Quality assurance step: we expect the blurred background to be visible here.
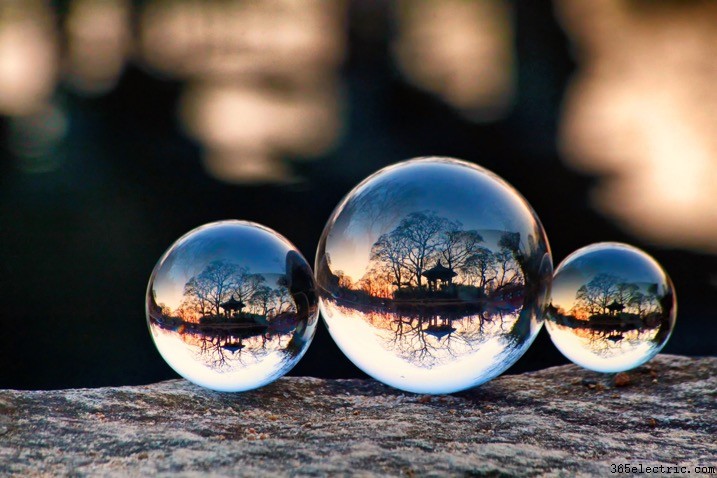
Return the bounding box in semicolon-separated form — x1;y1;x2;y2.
0;0;715;389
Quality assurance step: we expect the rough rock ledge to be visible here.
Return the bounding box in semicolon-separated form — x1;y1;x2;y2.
0;355;715;477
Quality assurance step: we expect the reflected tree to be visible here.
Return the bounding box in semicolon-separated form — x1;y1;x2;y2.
335;305;523;369
572;273;660;320
462;246;497;289
234;272;263;304
629;290;656;317
181;260;240;317
438;227;483;272
494;248;520;288
575;273;620;316
356;210;526;300
552;272;669;349
371;231;411;289
395;211;453;288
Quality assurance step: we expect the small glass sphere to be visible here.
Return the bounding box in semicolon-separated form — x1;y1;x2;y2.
146;221;318;392
316;157;553;394
546;242;676;373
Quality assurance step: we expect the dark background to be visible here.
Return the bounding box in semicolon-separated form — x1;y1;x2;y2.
1;0;715;390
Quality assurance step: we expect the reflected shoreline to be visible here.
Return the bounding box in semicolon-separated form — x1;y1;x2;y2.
546;244;676;370
314;159;552;391
320;294;527;367
317;286;523;319
146;222;319;388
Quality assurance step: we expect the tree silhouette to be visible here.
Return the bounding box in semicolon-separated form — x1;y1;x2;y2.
575;273;620;316
370;231;410;289
394;211;452;288
440;228;484;272
355;210;526;298
498;231;521;260
269;287;294;315
182;260;240;317
250;284;273;316
615;282;639;309
462;246;497;289
358;263;394;298
177;260;299;322
493;248;520;287
628;290;655;316
233;272;266;307
333;270;354;290
573;273;662;320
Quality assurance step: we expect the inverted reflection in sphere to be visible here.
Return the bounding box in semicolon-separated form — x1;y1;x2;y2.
316;157;553;394
146;221;318;392
546;243;676;373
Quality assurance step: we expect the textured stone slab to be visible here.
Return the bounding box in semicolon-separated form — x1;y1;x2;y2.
0;355;715;477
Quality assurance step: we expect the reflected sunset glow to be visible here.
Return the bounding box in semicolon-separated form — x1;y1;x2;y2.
546;243;676;373
147;221;319;392
316;158;553;394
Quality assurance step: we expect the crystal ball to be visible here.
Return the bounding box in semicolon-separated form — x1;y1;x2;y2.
545;242;676;373
316;157;553;394
146;220;318;392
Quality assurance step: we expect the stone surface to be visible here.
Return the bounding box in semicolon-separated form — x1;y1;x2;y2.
0;354;715;477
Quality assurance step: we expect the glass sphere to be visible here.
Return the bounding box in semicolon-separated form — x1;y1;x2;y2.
146;220;318;392
316;157;553;394
546;242;676;373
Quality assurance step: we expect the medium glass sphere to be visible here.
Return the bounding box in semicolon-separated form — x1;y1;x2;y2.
146;220;318;392
546;242;676;373
316;157;553;394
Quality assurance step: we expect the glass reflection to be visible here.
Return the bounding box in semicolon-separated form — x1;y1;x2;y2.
546;243;676;373
316;157;552;394
146;221;318;392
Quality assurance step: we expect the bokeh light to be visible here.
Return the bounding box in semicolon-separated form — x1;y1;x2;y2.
0;0;57;116
64;0;131;95
557;0;717;253
139;0;347;183
0;1;714;391
393;0;515;121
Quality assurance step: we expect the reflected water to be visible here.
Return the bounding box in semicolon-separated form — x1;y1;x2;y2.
546;243;676;373
146;221;318;391
316;157;552;393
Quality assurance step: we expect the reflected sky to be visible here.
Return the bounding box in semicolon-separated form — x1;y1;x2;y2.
322;301;530;394
153;221;296;311
546;242;676;373
316;158;552;393
325;157;543;282
147;220;318;392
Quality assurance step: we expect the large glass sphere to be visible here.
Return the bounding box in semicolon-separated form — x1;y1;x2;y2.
146;221;318;392
316;157;553;394
546;242;676;373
